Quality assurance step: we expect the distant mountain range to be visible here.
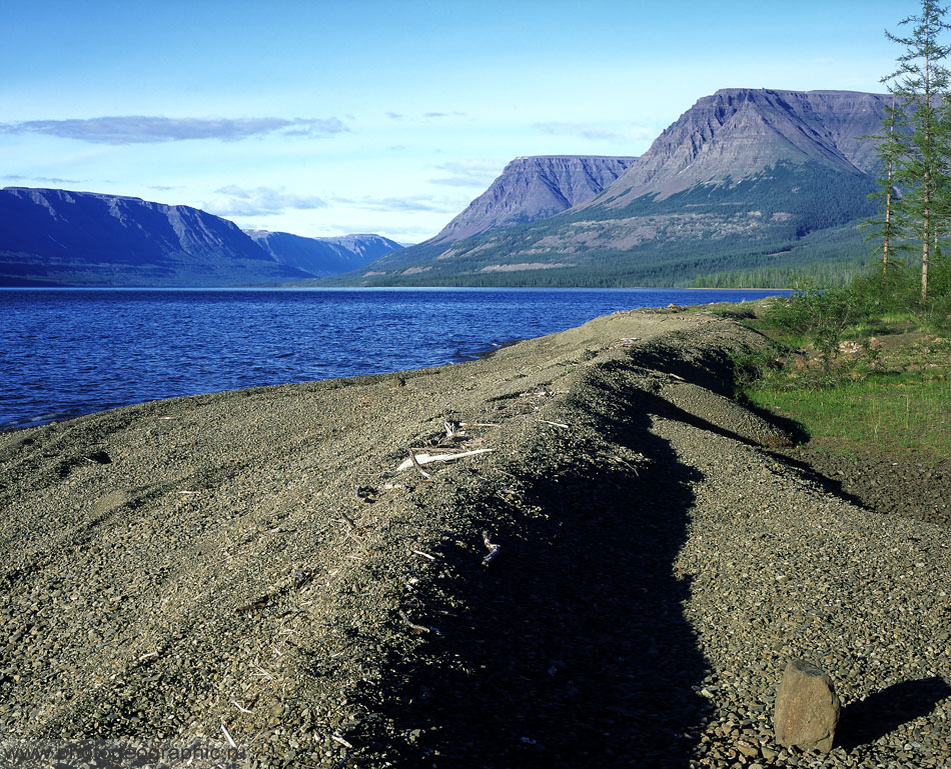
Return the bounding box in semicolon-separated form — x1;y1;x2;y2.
350;89;891;287
0;188;403;287
244;230;403;278
1;89;894;288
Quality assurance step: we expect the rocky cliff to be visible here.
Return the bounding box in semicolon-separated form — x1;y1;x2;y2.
0;188;313;287
588;89;890;206
427;155;637;245
353;89;889;287
245;230;403;277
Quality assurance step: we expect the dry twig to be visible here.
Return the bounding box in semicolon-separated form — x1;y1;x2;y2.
482;531;500;567
407;447;432;479
398;610;440;635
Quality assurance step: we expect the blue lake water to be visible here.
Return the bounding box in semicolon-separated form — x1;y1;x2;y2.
0;287;789;430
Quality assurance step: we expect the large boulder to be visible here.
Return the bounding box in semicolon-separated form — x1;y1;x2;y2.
774;658;841;753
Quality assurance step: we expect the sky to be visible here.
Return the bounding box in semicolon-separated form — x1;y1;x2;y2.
0;0;914;244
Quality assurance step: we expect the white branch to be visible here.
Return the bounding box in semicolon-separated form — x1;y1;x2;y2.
397;448;494;473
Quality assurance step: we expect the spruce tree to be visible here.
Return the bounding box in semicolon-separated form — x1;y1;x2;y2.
881;0;951;301
868;96;909;276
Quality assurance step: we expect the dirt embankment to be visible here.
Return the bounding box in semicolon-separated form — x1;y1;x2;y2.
0;309;949;769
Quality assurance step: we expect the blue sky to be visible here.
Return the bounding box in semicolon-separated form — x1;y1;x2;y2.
1;0;910;243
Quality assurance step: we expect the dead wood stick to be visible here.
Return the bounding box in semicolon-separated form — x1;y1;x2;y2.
221;723;237;748
398;610;440;635
397;448;494;473
482;531;500;567
407;447;432;479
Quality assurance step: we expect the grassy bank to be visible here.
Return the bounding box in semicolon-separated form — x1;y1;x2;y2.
713;274;950;462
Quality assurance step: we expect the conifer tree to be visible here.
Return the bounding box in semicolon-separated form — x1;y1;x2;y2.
868;96;908;275
881;0;951;300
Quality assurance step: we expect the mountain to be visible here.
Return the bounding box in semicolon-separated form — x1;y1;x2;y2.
427;155;637;246
0;188;313;287
245;230;404;277
349;89;892;288
583;89;885;205
0;189;404;287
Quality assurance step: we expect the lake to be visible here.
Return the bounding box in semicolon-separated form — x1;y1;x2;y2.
0;287;789;430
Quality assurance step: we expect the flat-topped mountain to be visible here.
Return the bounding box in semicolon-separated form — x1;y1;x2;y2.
353;89;891;287
427;155;637;245
0;189;402;287
588;89;888;206
245;230;403;277
0;188;311;286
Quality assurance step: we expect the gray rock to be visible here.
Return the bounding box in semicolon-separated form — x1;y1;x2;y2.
426;155;637;246
774;658;841;753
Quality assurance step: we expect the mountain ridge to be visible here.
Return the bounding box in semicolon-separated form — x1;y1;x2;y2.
346;88;890;287
245;230;403;277
0;188;402;287
427;155;637;245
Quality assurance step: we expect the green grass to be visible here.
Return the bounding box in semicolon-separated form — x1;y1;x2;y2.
746;369;950;459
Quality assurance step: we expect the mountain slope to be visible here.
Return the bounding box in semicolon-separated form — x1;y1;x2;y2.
427;155;637;245
246;230;403;277
353;89;890;287
587;89;887;205
0;188;312;287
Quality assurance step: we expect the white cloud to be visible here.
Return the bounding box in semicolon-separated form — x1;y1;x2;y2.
532;121;656;144
429;160;503;188
0;116;348;145
334;194;463;214
207;185;328;216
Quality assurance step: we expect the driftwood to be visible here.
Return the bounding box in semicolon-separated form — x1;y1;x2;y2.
397;448;494;473
220;723;237;748
482;531;500;567
406;447;432;479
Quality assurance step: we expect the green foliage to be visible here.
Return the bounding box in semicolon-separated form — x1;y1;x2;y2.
877;0;951;300
763;279;872;369
746;370;951;459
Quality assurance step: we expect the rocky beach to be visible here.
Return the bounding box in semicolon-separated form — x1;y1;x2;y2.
0;307;949;768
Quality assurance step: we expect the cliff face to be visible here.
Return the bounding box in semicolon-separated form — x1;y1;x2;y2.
589;89;890;205
427;155;637;245
0;188;311;287
246;230;403;277
356;89;889;286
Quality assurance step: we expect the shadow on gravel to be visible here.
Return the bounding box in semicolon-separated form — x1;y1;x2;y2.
836;677;951;751
356;361;713;768
765;449;869;510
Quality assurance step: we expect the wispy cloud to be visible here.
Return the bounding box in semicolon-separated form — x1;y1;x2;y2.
533;122;656;144
207;185;328;217
429;160;502;188
0;116;348;145
3;174;83;184
335;194;462;214
386;110;466;121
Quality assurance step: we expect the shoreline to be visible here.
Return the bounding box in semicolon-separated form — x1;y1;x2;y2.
1;307;947;768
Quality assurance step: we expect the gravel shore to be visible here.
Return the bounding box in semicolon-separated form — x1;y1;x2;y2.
0;308;948;768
